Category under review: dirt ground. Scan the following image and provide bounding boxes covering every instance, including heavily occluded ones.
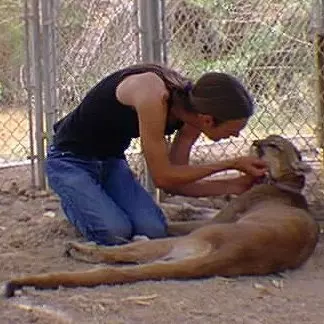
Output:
[1,165,324,324]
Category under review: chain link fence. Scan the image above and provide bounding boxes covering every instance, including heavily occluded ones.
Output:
[162,0,323,202]
[1,0,324,204]
[55,0,145,182]
[165,0,316,153]
[0,0,31,175]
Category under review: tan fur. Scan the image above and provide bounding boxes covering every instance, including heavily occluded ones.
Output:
[3,135,319,298]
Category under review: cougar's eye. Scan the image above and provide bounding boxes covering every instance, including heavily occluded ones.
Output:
[266,143,281,151]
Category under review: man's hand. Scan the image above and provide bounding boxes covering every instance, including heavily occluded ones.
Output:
[232,156,268,177]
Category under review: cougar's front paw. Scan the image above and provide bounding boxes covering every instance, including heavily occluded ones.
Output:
[64,241,90,257]
[64,241,98,263]
[64,241,77,257]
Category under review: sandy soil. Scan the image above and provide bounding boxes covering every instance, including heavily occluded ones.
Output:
[1,165,324,324]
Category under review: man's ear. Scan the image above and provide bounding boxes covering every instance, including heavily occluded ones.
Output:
[197,114,214,127]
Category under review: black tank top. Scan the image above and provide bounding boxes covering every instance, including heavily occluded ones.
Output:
[53,66,184,159]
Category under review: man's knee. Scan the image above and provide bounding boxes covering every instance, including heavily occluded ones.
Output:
[61,201,133,246]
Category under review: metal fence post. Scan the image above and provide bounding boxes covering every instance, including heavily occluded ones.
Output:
[139,0,163,199]
[160,0,168,65]
[41,0,57,148]
[23,0,36,189]
[31,0,46,189]
[53,0,63,121]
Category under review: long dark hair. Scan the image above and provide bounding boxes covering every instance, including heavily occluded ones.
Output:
[191,72,254,123]
[122,63,254,123]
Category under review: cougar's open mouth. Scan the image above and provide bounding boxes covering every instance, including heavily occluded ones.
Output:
[250,135,309,193]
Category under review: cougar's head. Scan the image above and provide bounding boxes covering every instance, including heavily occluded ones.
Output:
[251,135,311,187]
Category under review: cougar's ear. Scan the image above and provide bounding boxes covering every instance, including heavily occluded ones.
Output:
[291,161,312,175]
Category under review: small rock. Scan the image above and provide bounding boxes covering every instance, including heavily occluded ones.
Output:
[43,211,56,218]
[34,190,51,198]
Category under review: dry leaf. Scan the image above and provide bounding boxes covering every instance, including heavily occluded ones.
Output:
[135,300,152,306]
[253,282,274,295]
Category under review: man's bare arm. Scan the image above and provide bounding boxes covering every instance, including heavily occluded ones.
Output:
[116,72,237,190]
[166,174,258,197]
[169,123,201,165]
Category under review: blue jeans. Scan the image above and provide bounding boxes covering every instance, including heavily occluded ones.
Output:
[45,146,167,245]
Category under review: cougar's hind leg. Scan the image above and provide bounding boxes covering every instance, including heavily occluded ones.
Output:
[65,237,178,264]
[4,240,214,298]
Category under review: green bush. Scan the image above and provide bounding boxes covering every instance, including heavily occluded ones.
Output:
[0,0,24,105]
